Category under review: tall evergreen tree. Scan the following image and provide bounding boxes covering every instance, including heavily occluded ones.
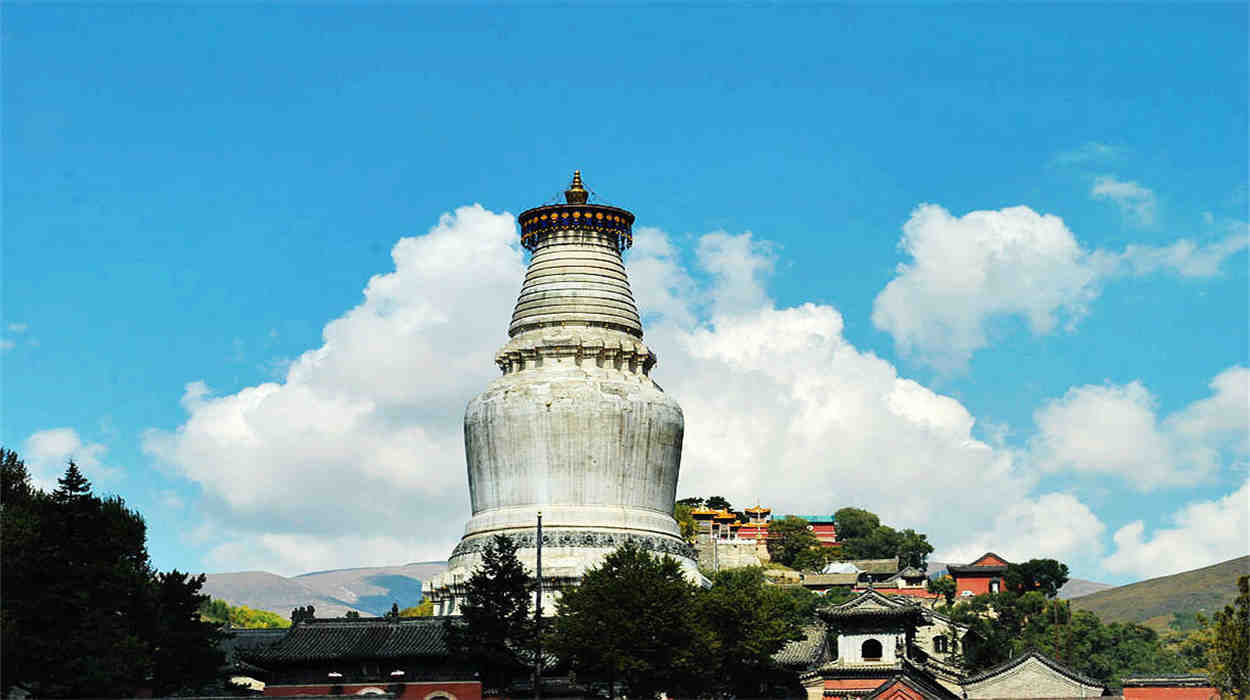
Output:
[52,459,91,500]
[2,453,225,697]
[444,534,534,691]
[1,447,34,505]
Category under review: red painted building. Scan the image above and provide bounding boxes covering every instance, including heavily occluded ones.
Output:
[947,553,1009,597]
[776,514,840,547]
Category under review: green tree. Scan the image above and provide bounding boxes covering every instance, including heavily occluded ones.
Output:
[1,453,225,697]
[444,534,534,691]
[548,542,710,696]
[696,567,809,695]
[792,545,835,572]
[399,600,434,617]
[843,524,903,560]
[1,447,34,504]
[766,517,821,568]
[1208,575,1249,697]
[928,575,956,605]
[673,502,698,543]
[1004,558,1070,598]
[199,599,291,628]
[832,507,880,541]
[896,529,934,569]
[147,571,228,696]
[946,588,1186,687]
[705,495,733,512]
[675,497,705,508]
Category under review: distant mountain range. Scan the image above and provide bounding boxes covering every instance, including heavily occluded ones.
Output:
[207,558,1115,618]
[202,562,448,618]
[1069,555,1250,631]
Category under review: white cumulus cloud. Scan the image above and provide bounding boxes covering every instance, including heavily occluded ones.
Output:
[1029,367,1248,490]
[143,204,523,575]
[871,204,1105,372]
[23,427,113,491]
[1103,480,1250,578]
[936,493,1105,569]
[637,228,1103,568]
[146,208,1113,576]
[871,203,1247,371]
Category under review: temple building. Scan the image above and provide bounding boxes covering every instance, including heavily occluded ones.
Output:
[948,552,1010,598]
[777,513,840,547]
[425,172,700,615]
[777,590,1114,700]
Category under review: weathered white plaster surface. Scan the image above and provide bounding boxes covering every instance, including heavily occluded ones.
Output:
[429,215,698,613]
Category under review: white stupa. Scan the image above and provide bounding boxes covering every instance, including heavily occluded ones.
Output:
[425,172,699,615]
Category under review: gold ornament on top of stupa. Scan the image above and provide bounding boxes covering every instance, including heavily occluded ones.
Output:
[564,170,589,204]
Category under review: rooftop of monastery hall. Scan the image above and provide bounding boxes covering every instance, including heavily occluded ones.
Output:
[241,616,451,663]
[946,552,1010,575]
[960,650,1103,688]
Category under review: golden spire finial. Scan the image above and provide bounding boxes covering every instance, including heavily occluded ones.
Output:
[564,170,589,204]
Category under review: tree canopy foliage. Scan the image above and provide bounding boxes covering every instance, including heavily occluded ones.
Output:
[832,508,934,568]
[696,567,812,695]
[947,587,1186,688]
[399,600,434,617]
[1208,575,1248,696]
[1005,558,1070,598]
[928,575,957,605]
[444,534,535,691]
[766,516,822,569]
[1,448,226,698]
[672,502,698,543]
[199,599,291,629]
[548,545,816,697]
[548,542,710,696]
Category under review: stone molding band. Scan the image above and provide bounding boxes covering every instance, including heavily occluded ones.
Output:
[450,528,697,561]
[494,328,657,375]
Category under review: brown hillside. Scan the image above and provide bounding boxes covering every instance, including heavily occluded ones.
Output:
[1070,555,1249,631]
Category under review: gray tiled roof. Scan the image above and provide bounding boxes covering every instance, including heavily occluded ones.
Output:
[1121,674,1213,687]
[961,650,1102,688]
[847,558,900,574]
[241,617,451,663]
[773,623,828,668]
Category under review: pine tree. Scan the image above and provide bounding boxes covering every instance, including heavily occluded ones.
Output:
[444,534,534,691]
[1,447,34,505]
[52,459,91,501]
[2,451,225,697]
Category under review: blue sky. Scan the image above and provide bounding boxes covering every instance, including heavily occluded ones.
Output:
[4,4,1246,585]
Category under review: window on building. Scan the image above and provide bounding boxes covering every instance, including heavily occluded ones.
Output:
[990,579,1000,593]
[933,635,948,653]
[861,638,883,661]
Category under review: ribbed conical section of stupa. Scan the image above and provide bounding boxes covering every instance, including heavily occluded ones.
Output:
[507,234,643,338]
[426,172,699,616]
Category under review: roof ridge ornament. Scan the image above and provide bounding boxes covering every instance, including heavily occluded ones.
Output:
[564,170,589,204]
